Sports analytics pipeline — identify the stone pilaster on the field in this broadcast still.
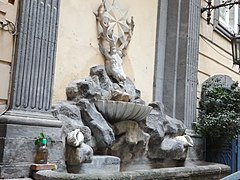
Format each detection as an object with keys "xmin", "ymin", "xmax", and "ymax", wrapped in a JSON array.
[
  {"xmin": 154, "ymin": 0, "xmax": 200, "ymax": 129},
  {"xmin": 154, "ymin": 0, "xmax": 202, "ymax": 161},
  {"xmin": 0, "ymin": 0, "xmax": 63, "ymax": 178},
  {"xmin": 183, "ymin": 0, "xmax": 200, "ymax": 129},
  {"xmin": 153, "ymin": 0, "xmax": 168, "ymax": 103}
]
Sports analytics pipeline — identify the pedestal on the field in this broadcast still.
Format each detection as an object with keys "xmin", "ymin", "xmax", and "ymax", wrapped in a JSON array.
[{"xmin": 0, "ymin": 112, "xmax": 63, "ymax": 179}]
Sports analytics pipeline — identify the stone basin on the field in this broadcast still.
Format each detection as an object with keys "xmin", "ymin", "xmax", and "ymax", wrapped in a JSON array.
[
  {"xmin": 34, "ymin": 162, "xmax": 230, "ymax": 180},
  {"xmin": 94, "ymin": 100, "xmax": 152, "ymax": 123}
]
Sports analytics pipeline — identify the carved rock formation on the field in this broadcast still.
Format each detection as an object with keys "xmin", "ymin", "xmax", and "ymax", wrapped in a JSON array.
[
  {"xmin": 77, "ymin": 98, "xmax": 115, "ymax": 149},
  {"xmin": 52, "ymin": 101, "xmax": 92, "ymax": 145},
  {"xmin": 56, "ymin": 65, "xmax": 193, "ymax": 170},
  {"xmin": 139, "ymin": 102, "xmax": 193, "ymax": 161},
  {"xmin": 139, "ymin": 102, "xmax": 167, "ymax": 141},
  {"xmin": 165, "ymin": 115, "xmax": 186, "ymax": 136},
  {"xmin": 111, "ymin": 120, "xmax": 150, "ymax": 164},
  {"xmin": 66, "ymin": 65, "xmax": 144, "ymax": 103},
  {"xmin": 65, "ymin": 129, "xmax": 94, "ymax": 174},
  {"xmin": 65, "ymin": 142, "xmax": 94, "ymax": 173}
]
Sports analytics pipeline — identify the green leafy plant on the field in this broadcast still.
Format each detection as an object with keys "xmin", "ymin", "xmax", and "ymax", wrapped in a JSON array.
[
  {"xmin": 35, "ymin": 133, "xmax": 56, "ymax": 146},
  {"xmin": 195, "ymin": 81, "xmax": 240, "ymax": 142},
  {"xmin": 35, "ymin": 132, "xmax": 46, "ymax": 146}
]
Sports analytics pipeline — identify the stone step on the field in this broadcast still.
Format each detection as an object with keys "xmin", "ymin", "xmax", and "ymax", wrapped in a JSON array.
[
  {"xmin": 34, "ymin": 163, "xmax": 230, "ymax": 180},
  {"xmin": 5, "ymin": 178, "xmax": 33, "ymax": 180},
  {"xmin": 67, "ymin": 155, "xmax": 120, "ymax": 174}
]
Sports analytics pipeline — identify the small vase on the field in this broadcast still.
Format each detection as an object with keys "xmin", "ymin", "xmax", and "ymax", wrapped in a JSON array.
[{"xmin": 35, "ymin": 138, "xmax": 48, "ymax": 164}]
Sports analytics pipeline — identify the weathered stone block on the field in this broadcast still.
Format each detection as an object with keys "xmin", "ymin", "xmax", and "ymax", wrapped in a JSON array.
[
  {"xmin": 111, "ymin": 121, "xmax": 150, "ymax": 164},
  {"xmin": 164, "ymin": 115, "xmax": 186, "ymax": 136},
  {"xmin": 139, "ymin": 101, "xmax": 167, "ymax": 141},
  {"xmin": 67, "ymin": 155, "xmax": 120, "ymax": 174},
  {"xmin": 0, "ymin": 124, "xmax": 62, "ymax": 140},
  {"xmin": 89, "ymin": 65, "xmax": 113, "ymax": 92},
  {"xmin": 0, "ymin": 123, "xmax": 64, "ymax": 178},
  {"xmin": 52, "ymin": 101, "xmax": 82, "ymax": 122},
  {"xmin": 0, "ymin": 164, "xmax": 32, "ymax": 179},
  {"xmin": 53, "ymin": 102, "xmax": 92, "ymax": 146},
  {"xmin": 66, "ymin": 77, "xmax": 103, "ymax": 101},
  {"xmin": 65, "ymin": 143, "xmax": 93, "ymax": 166},
  {"xmin": 113, "ymin": 120, "xmax": 150, "ymax": 144},
  {"xmin": 77, "ymin": 99, "xmax": 115, "ymax": 149}
]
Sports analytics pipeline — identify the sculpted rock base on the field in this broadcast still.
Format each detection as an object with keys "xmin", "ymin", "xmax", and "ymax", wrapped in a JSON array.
[{"xmin": 53, "ymin": 66, "xmax": 193, "ymax": 173}]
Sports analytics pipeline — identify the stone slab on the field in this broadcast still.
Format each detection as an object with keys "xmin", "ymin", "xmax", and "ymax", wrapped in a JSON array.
[
  {"xmin": 34, "ymin": 162, "xmax": 230, "ymax": 180},
  {"xmin": 67, "ymin": 155, "xmax": 120, "ymax": 174},
  {"xmin": 0, "ymin": 123, "xmax": 62, "ymax": 139},
  {"xmin": 0, "ymin": 164, "xmax": 32, "ymax": 179},
  {"xmin": 5, "ymin": 179, "xmax": 33, "ymax": 180},
  {"xmin": 0, "ymin": 125, "xmax": 64, "ymax": 164}
]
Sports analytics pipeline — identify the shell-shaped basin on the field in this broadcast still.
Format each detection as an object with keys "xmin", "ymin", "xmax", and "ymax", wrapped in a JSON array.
[{"xmin": 94, "ymin": 100, "xmax": 152, "ymax": 123}]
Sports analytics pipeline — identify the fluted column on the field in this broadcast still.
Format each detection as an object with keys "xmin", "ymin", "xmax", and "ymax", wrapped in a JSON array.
[
  {"xmin": 0, "ymin": 0, "xmax": 61, "ymax": 127},
  {"xmin": 11, "ymin": 0, "xmax": 59, "ymax": 113},
  {"xmin": 0, "ymin": 0, "xmax": 63, "ymax": 178}
]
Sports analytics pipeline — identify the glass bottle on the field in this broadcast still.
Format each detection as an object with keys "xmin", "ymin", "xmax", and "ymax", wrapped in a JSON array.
[{"xmin": 35, "ymin": 138, "xmax": 48, "ymax": 164}]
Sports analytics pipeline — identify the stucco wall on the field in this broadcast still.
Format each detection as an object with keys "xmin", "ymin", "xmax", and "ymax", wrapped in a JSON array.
[
  {"xmin": 0, "ymin": 30, "xmax": 11, "ymax": 112},
  {"xmin": 0, "ymin": 0, "xmax": 18, "ymax": 112},
  {"xmin": 53, "ymin": 0, "xmax": 158, "ymax": 104},
  {"xmin": 198, "ymin": 0, "xmax": 240, "ymax": 99}
]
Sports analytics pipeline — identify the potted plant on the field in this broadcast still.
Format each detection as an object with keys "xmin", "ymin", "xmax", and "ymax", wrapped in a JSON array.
[{"xmin": 195, "ymin": 81, "xmax": 240, "ymax": 163}]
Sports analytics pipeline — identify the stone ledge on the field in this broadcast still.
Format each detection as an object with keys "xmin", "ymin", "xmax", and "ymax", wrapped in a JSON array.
[
  {"xmin": 34, "ymin": 162, "xmax": 230, "ymax": 180},
  {"xmin": 0, "ymin": 112, "xmax": 62, "ymax": 128}
]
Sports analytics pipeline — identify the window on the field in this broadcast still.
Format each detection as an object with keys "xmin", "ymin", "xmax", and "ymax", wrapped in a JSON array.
[
  {"xmin": 214, "ymin": 0, "xmax": 240, "ymax": 39},
  {"xmin": 219, "ymin": 5, "xmax": 238, "ymax": 33}
]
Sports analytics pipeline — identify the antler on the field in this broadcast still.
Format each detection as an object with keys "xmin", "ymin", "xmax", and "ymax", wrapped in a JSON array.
[{"xmin": 120, "ymin": 16, "xmax": 134, "ymax": 57}]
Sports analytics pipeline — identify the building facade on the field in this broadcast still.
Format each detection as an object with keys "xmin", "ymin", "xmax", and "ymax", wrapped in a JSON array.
[{"xmin": 0, "ymin": 0, "xmax": 239, "ymax": 178}]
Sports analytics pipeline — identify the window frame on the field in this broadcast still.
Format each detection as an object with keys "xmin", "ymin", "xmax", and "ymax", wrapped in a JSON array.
[{"xmin": 213, "ymin": 0, "xmax": 240, "ymax": 40}]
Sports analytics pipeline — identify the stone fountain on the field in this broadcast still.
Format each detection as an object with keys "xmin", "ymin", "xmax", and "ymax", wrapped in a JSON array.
[
  {"xmin": 50, "ymin": 0, "xmax": 194, "ymax": 174},
  {"xmin": 33, "ymin": 1, "xmax": 231, "ymax": 179}
]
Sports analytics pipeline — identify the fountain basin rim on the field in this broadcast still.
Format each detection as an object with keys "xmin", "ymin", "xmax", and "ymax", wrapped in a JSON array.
[{"xmin": 94, "ymin": 100, "xmax": 153, "ymax": 123}]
